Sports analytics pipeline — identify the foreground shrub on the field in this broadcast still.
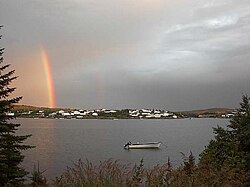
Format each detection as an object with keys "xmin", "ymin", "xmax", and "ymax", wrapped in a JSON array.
[
  {"xmin": 51, "ymin": 156, "xmax": 249, "ymax": 187},
  {"xmin": 52, "ymin": 158, "xmax": 174, "ymax": 187},
  {"xmin": 30, "ymin": 161, "xmax": 47, "ymax": 187},
  {"xmin": 53, "ymin": 159, "xmax": 134, "ymax": 186}
]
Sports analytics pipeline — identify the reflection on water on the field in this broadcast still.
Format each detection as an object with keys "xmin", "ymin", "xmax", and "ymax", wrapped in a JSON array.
[
  {"xmin": 15, "ymin": 118, "xmax": 229, "ymax": 180},
  {"xmin": 16, "ymin": 119, "xmax": 58, "ymax": 177}
]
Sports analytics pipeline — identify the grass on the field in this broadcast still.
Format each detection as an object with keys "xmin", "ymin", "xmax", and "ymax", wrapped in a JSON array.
[{"xmin": 23, "ymin": 155, "xmax": 248, "ymax": 187}]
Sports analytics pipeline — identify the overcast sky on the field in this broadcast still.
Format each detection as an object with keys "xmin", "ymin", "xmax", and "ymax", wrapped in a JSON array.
[{"xmin": 1, "ymin": 0, "xmax": 250, "ymax": 110}]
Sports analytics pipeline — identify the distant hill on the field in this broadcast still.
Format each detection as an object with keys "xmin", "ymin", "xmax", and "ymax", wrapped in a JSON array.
[
  {"xmin": 11, "ymin": 105, "xmax": 66, "ymax": 111},
  {"xmin": 179, "ymin": 108, "xmax": 234, "ymax": 117}
]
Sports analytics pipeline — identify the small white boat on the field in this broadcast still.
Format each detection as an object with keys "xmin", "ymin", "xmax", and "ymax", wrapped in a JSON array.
[{"xmin": 124, "ymin": 141, "xmax": 161, "ymax": 149}]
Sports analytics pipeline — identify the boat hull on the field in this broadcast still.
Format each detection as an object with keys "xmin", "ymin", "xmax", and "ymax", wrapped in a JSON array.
[{"xmin": 124, "ymin": 142, "xmax": 161, "ymax": 149}]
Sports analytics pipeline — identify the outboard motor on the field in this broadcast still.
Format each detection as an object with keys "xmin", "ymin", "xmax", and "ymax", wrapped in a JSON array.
[{"xmin": 124, "ymin": 141, "xmax": 131, "ymax": 149}]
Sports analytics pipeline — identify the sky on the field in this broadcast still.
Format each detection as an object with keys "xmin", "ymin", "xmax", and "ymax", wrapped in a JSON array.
[{"xmin": 0, "ymin": 0, "xmax": 250, "ymax": 111}]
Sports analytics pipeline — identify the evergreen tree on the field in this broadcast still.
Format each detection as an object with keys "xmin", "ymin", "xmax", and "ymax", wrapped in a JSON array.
[
  {"xmin": 0, "ymin": 26, "xmax": 33, "ymax": 186},
  {"xmin": 182, "ymin": 152, "xmax": 196, "ymax": 176},
  {"xmin": 200, "ymin": 95, "xmax": 250, "ymax": 170}
]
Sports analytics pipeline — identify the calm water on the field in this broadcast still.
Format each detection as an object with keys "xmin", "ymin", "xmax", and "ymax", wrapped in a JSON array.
[{"xmin": 15, "ymin": 118, "xmax": 229, "ymax": 180}]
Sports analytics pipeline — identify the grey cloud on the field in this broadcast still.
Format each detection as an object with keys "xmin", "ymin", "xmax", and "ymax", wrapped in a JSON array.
[
  {"xmin": 160, "ymin": 11, "xmax": 250, "ymax": 64},
  {"xmin": 1, "ymin": 0, "xmax": 250, "ymax": 110}
]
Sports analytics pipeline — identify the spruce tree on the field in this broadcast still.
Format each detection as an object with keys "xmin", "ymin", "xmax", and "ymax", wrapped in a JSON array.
[
  {"xmin": 200, "ymin": 95, "xmax": 250, "ymax": 170},
  {"xmin": 0, "ymin": 26, "xmax": 33, "ymax": 186}
]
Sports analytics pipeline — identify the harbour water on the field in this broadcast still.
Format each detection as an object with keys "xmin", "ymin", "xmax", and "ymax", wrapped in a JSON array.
[{"xmin": 15, "ymin": 118, "xmax": 229, "ymax": 180}]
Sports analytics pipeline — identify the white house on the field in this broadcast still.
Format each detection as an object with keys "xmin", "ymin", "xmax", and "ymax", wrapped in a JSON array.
[
  {"xmin": 153, "ymin": 114, "xmax": 162, "ymax": 118},
  {"xmin": 62, "ymin": 112, "xmax": 70, "ymax": 116},
  {"xmin": 104, "ymin": 110, "xmax": 117, "ymax": 113},
  {"xmin": 58, "ymin": 110, "xmax": 64, "ymax": 114},
  {"xmin": 162, "ymin": 112, "xmax": 170, "ymax": 117},
  {"xmin": 142, "ymin": 109, "xmax": 151, "ymax": 113},
  {"xmin": 73, "ymin": 111, "xmax": 81, "ymax": 115},
  {"xmin": 7, "ymin": 112, "xmax": 15, "ymax": 116}
]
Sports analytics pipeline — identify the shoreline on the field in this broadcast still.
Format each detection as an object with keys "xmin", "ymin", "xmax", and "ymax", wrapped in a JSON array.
[{"xmin": 14, "ymin": 116, "xmax": 231, "ymax": 120}]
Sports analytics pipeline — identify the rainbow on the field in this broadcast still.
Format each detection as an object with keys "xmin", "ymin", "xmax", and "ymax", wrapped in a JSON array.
[{"xmin": 41, "ymin": 48, "xmax": 56, "ymax": 108}]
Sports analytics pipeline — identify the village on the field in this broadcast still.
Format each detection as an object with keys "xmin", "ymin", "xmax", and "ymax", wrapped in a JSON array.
[{"xmin": 8, "ymin": 107, "xmax": 236, "ymax": 119}]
